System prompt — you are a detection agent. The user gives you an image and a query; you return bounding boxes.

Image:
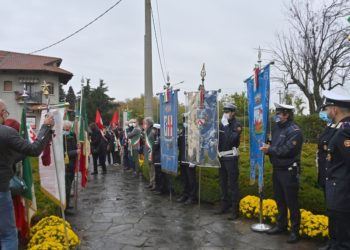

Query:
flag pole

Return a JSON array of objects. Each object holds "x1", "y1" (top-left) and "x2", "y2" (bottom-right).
[
  {"x1": 41, "y1": 81, "x2": 70, "y2": 248},
  {"x1": 248, "y1": 48, "x2": 271, "y2": 232}
]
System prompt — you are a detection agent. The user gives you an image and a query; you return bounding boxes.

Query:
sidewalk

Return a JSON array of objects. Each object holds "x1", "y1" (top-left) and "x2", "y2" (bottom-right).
[{"x1": 68, "y1": 164, "x2": 324, "y2": 250}]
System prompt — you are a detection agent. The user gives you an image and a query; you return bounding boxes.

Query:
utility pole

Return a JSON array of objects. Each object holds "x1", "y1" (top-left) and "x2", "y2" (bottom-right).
[{"x1": 144, "y1": 0, "x2": 153, "y2": 117}]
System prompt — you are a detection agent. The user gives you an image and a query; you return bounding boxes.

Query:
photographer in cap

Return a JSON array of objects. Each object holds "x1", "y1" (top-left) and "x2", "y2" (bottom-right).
[{"x1": 0, "y1": 99, "x2": 54, "y2": 249}]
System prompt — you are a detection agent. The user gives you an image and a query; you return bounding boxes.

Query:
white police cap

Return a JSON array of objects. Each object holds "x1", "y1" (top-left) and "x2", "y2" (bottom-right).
[
  {"x1": 323, "y1": 90, "x2": 350, "y2": 108},
  {"x1": 274, "y1": 103, "x2": 295, "y2": 112},
  {"x1": 223, "y1": 102, "x2": 236, "y2": 111},
  {"x1": 153, "y1": 123, "x2": 160, "y2": 129}
]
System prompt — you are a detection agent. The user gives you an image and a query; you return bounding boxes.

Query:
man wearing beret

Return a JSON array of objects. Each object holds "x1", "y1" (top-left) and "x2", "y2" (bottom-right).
[
  {"x1": 261, "y1": 103, "x2": 303, "y2": 244},
  {"x1": 216, "y1": 102, "x2": 242, "y2": 220},
  {"x1": 319, "y1": 90, "x2": 350, "y2": 250}
]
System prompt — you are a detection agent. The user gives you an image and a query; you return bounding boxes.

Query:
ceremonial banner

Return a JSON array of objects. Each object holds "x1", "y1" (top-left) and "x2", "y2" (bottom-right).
[
  {"x1": 186, "y1": 91, "x2": 219, "y2": 167},
  {"x1": 159, "y1": 89, "x2": 178, "y2": 174},
  {"x1": 38, "y1": 107, "x2": 66, "y2": 207},
  {"x1": 246, "y1": 64, "x2": 270, "y2": 190}
]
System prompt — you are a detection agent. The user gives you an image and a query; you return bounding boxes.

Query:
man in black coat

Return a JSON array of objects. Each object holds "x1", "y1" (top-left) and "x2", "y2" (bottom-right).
[
  {"x1": 177, "y1": 116, "x2": 196, "y2": 205},
  {"x1": 62, "y1": 120, "x2": 79, "y2": 211},
  {"x1": 217, "y1": 102, "x2": 242, "y2": 220},
  {"x1": 0, "y1": 99, "x2": 54, "y2": 249},
  {"x1": 261, "y1": 103, "x2": 303, "y2": 244},
  {"x1": 319, "y1": 90, "x2": 350, "y2": 250}
]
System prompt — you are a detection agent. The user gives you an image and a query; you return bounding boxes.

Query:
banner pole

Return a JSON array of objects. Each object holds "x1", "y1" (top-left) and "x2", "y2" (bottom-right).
[
  {"x1": 198, "y1": 166, "x2": 201, "y2": 216},
  {"x1": 41, "y1": 81, "x2": 70, "y2": 248}
]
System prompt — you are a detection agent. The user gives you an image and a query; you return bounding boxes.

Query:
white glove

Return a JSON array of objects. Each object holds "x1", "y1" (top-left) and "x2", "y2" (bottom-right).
[{"x1": 221, "y1": 114, "x2": 229, "y2": 126}]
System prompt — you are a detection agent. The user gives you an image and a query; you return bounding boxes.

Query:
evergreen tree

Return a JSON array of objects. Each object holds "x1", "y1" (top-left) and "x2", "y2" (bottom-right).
[
  {"x1": 59, "y1": 84, "x2": 66, "y2": 102},
  {"x1": 65, "y1": 86, "x2": 76, "y2": 120}
]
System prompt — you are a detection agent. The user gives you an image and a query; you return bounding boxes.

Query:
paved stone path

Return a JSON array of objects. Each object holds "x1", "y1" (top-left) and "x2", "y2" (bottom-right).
[{"x1": 68, "y1": 164, "x2": 324, "y2": 250}]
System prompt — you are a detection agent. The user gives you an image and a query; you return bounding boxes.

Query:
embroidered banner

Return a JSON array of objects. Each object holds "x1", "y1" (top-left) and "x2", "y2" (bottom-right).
[
  {"x1": 186, "y1": 90, "x2": 219, "y2": 167},
  {"x1": 246, "y1": 64, "x2": 270, "y2": 190},
  {"x1": 159, "y1": 89, "x2": 178, "y2": 174}
]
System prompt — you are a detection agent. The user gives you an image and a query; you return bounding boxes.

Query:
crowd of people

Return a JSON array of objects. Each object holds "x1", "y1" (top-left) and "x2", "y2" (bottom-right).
[{"x1": 0, "y1": 87, "x2": 350, "y2": 250}]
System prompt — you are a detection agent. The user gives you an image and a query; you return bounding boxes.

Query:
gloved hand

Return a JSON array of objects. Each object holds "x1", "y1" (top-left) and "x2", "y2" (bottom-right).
[{"x1": 221, "y1": 114, "x2": 229, "y2": 126}]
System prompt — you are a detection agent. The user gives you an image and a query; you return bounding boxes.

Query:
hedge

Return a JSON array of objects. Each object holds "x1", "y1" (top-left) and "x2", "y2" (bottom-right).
[{"x1": 142, "y1": 127, "x2": 326, "y2": 215}]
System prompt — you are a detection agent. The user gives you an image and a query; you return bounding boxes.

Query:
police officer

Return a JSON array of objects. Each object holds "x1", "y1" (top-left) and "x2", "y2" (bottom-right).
[
  {"x1": 320, "y1": 90, "x2": 350, "y2": 250},
  {"x1": 261, "y1": 103, "x2": 303, "y2": 244},
  {"x1": 317, "y1": 109, "x2": 336, "y2": 194},
  {"x1": 217, "y1": 102, "x2": 242, "y2": 220}
]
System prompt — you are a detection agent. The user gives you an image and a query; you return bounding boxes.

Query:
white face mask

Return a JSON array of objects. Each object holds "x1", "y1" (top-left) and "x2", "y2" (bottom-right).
[{"x1": 62, "y1": 130, "x2": 70, "y2": 136}]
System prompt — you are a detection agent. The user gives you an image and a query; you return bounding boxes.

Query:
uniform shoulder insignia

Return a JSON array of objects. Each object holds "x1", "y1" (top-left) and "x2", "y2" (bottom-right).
[{"x1": 344, "y1": 140, "x2": 350, "y2": 147}]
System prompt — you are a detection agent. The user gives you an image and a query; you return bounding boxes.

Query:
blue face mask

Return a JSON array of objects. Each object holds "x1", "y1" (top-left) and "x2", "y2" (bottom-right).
[
  {"x1": 273, "y1": 115, "x2": 281, "y2": 123},
  {"x1": 319, "y1": 111, "x2": 332, "y2": 123}
]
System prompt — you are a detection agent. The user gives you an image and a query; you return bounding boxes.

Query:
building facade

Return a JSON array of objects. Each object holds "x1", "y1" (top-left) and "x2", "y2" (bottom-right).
[{"x1": 0, "y1": 50, "x2": 73, "y2": 129}]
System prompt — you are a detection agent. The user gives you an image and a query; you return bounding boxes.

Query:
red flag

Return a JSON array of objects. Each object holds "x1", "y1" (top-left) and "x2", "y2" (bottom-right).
[
  {"x1": 41, "y1": 138, "x2": 52, "y2": 166},
  {"x1": 110, "y1": 111, "x2": 119, "y2": 128},
  {"x1": 79, "y1": 142, "x2": 88, "y2": 188},
  {"x1": 95, "y1": 109, "x2": 104, "y2": 129}
]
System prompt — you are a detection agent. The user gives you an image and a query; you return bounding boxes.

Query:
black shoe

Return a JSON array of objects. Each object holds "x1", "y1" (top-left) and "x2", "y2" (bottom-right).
[
  {"x1": 64, "y1": 210, "x2": 74, "y2": 216},
  {"x1": 149, "y1": 187, "x2": 156, "y2": 191},
  {"x1": 146, "y1": 184, "x2": 153, "y2": 189},
  {"x1": 184, "y1": 198, "x2": 196, "y2": 205},
  {"x1": 91, "y1": 172, "x2": 98, "y2": 175},
  {"x1": 286, "y1": 232, "x2": 300, "y2": 244},
  {"x1": 266, "y1": 226, "x2": 287, "y2": 235},
  {"x1": 176, "y1": 196, "x2": 188, "y2": 203},
  {"x1": 214, "y1": 203, "x2": 231, "y2": 215},
  {"x1": 227, "y1": 212, "x2": 239, "y2": 221}
]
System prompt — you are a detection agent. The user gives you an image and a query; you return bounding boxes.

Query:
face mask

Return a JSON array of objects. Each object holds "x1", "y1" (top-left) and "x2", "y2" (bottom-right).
[
  {"x1": 273, "y1": 115, "x2": 281, "y2": 123},
  {"x1": 319, "y1": 111, "x2": 332, "y2": 123},
  {"x1": 62, "y1": 130, "x2": 70, "y2": 136},
  {"x1": 183, "y1": 122, "x2": 187, "y2": 128}
]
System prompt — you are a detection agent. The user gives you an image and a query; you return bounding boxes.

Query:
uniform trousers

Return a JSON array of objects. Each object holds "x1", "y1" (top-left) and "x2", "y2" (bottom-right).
[
  {"x1": 272, "y1": 168, "x2": 300, "y2": 233},
  {"x1": 219, "y1": 157, "x2": 239, "y2": 209},
  {"x1": 327, "y1": 210, "x2": 350, "y2": 250}
]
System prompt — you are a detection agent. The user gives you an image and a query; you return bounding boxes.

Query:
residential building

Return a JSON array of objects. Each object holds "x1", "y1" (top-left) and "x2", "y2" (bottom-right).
[{"x1": 0, "y1": 50, "x2": 73, "y2": 129}]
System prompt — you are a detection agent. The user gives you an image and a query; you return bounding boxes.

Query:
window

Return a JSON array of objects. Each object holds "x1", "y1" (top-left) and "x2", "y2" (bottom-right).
[
  {"x1": 3, "y1": 81, "x2": 12, "y2": 91},
  {"x1": 47, "y1": 82, "x2": 54, "y2": 95}
]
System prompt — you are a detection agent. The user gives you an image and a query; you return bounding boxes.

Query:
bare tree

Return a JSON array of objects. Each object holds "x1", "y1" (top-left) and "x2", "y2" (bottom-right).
[{"x1": 273, "y1": 0, "x2": 350, "y2": 114}]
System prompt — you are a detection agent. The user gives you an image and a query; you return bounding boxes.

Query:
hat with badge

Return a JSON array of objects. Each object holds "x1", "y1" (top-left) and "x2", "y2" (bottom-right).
[
  {"x1": 322, "y1": 90, "x2": 350, "y2": 108},
  {"x1": 274, "y1": 103, "x2": 295, "y2": 112},
  {"x1": 223, "y1": 102, "x2": 237, "y2": 112}
]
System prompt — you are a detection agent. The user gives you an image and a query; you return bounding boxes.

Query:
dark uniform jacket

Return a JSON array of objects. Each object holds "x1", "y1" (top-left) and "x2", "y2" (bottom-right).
[
  {"x1": 90, "y1": 129, "x2": 107, "y2": 154},
  {"x1": 152, "y1": 132, "x2": 161, "y2": 164},
  {"x1": 63, "y1": 132, "x2": 78, "y2": 172},
  {"x1": 218, "y1": 118, "x2": 242, "y2": 160},
  {"x1": 267, "y1": 120, "x2": 303, "y2": 169},
  {"x1": 178, "y1": 128, "x2": 187, "y2": 163},
  {"x1": 0, "y1": 124, "x2": 51, "y2": 192},
  {"x1": 317, "y1": 124, "x2": 337, "y2": 187},
  {"x1": 325, "y1": 116, "x2": 350, "y2": 212}
]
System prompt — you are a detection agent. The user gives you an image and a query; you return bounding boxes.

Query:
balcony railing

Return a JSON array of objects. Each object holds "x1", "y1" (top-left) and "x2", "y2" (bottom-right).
[{"x1": 15, "y1": 91, "x2": 43, "y2": 104}]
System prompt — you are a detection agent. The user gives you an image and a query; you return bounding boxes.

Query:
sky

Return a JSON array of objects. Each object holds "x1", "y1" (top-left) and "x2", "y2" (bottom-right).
[{"x1": 1, "y1": 0, "x2": 296, "y2": 105}]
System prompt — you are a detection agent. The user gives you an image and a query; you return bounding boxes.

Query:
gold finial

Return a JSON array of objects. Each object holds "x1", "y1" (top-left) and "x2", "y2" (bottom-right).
[{"x1": 41, "y1": 80, "x2": 50, "y2": 97}]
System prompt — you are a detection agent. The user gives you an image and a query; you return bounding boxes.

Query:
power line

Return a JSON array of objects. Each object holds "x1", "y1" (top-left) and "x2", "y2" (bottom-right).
[
  {"x1": 155, "y1": 0, "x2": 167, "y2": 73},
  {"x1": 29, "y1": 0, "x2": 124, "y2": 54},
  {"x1": 151, "y1": 7, "x2": 167, "y2": 83}
]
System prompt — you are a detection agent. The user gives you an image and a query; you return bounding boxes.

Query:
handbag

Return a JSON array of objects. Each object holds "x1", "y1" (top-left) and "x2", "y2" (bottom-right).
[{"x1": 9, "y1": 175, "x2": 28, "y2": 196}]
